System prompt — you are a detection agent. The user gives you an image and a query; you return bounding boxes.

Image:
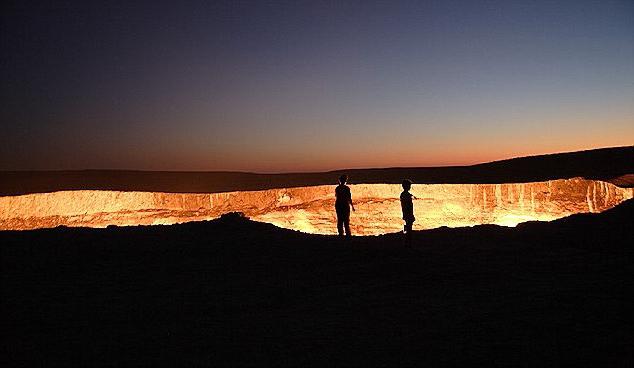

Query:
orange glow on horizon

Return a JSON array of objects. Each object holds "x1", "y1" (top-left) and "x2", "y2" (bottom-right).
[{"x1": 132, "y1": 141, "x2": 634, "y2": 173}]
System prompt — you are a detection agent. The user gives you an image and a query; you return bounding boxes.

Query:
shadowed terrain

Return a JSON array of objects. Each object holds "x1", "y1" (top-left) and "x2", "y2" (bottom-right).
[
  {"x1": 1, "y1": 146, "x2": 632, "y2": 196},
  {"x1": 2, "y1": 200, "x2": 633, "y2": 366}
]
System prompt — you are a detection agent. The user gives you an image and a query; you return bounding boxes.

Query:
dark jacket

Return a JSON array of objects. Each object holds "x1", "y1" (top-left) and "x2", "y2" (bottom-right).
[
  {"x1": 400, "y1": 191, "x2": 415, "y2": 222},
  {"x1": 335, "y1": 184, "x2": 352, "y2": 212}
]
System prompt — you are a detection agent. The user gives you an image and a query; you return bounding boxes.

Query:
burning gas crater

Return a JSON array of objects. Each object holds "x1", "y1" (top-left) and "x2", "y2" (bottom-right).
[{"x1": 0, "y1": 178, "x2": 631, "y2": 235}]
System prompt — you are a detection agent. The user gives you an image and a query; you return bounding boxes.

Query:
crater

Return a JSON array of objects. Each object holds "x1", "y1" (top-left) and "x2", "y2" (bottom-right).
[{"x1": 1, "y1": 178, "x2": 631, "y2": 235}]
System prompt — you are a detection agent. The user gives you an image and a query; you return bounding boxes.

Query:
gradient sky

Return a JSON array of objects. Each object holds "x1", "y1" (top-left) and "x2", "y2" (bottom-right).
[{"x1": 1, "y1": 0, "x2": 633, "y2": 172}]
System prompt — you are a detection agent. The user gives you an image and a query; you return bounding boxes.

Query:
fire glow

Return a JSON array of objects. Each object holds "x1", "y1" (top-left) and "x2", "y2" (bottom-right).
[{"x1": 0, "y1": 178, "x2": 631, "y2": 235}]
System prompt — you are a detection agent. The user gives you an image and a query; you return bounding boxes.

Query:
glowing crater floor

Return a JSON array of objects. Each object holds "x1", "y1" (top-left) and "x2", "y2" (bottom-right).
[{"x1": 1, "y1": 178, "x2": 631, "y2": 235}]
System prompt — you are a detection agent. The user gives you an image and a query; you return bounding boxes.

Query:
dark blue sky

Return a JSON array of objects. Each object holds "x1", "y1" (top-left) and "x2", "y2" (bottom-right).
[{"x1": 1, "y1": 0, "x2": 632, "y2": 171}]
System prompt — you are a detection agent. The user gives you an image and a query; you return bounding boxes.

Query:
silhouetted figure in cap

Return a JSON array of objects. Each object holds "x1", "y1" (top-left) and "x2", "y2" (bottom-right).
[
  {"x1": 335, "y1": 174, "x2": 355, "y2": 236},
  {"x1": 400, "y1": 179, "x2": 416, "y2": 246}
]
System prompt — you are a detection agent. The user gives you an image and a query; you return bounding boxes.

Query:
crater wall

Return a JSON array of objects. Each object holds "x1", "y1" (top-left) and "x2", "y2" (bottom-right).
[{"x1": 1, "y1": 178, "x2": 631, "y2": 235}]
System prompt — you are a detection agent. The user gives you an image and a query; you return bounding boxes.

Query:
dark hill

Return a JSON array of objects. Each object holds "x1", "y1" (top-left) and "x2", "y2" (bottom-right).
[
  {"x1": 2, "y1": 200, "x2": 632, "y2": 366},
  {"x1": 1, "y1": 145, "x2": 632, "y2": 196}
]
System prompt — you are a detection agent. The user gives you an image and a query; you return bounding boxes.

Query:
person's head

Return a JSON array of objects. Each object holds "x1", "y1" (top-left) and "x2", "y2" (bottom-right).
[
  {"x1": 339, "y1": 174, "x2": 348, "y2": 185},
  {"x1": 402, "y1": 179, "x2": 412, "y2": 191}
]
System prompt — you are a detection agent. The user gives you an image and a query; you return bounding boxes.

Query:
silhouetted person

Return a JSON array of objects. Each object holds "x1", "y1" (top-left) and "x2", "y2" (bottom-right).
[
  {"x1": 400, "y1": 179, "x2": 416, "y2": 246},
  {"x1": 335, "y1": 174, "x2": 355, "y2": 236}
]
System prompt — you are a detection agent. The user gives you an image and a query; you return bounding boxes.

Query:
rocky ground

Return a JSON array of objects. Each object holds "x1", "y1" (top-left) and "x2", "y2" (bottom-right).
[{"x1": 2, "y1": 200, "x2": 633, "y2": 366}]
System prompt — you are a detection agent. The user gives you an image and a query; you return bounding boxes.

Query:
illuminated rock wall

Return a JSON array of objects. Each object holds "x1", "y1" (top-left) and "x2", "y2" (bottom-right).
[{"x1": 0, "y1": 178, "x2": 631, "y2": 235}]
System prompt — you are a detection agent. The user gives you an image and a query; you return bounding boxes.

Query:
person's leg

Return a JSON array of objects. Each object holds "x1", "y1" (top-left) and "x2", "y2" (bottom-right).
[
  {"x1": 337, "y1": 216, "x2": 344, "y2": 235},
  {"x1": 404, "y1": 221, "x2": 413, "y2": 247},
  {"x1": 405, "y1": 222, "x2": 413, "y2": 233},
  {"x1": 344, "y1": 217, "x2": 351, "y2": 237}
]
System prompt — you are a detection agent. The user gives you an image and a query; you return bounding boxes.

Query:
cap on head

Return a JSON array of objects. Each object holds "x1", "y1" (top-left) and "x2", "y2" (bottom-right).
[
  {"x1": 402, "y1": 179, "x2": 412, "y2": 190},
  {"x1": 339, "y1": 174, "x2": 348, "y2": 184}
]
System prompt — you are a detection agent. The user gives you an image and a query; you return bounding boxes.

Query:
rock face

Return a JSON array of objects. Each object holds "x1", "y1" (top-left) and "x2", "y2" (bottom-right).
[{"x1": 0, "y1": 178, "x2": 631, "y2": 235}]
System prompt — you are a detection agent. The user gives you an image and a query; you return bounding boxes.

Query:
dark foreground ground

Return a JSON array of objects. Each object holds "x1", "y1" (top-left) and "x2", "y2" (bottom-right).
[{"x1": 2, "y1": 201, "x2": 633, "y2": 366}]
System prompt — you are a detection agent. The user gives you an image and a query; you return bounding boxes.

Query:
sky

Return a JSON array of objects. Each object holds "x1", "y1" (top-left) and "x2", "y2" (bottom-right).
[{"x1": 1, "y1": 0, "x2": 633, "y2": 172}]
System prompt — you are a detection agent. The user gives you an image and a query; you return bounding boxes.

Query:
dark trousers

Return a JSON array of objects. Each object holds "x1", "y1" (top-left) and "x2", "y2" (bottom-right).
[
  {"x1": 404, "y1": 221, "x2": 413, "y2": 234},
  {"x1": 336, "y1": 208, "x2": 351, "y2": 236},
  {"x1": 403, "y1": 220, "x2": 414, "y2": 246}
]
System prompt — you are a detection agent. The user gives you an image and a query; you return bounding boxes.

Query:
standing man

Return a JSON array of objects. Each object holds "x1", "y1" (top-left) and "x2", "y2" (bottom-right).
[
  {"x1": 335, "y1": 174, "x2": 355, "y2": 237},
  {"x1": 400, "y1": 179, "x2": 416, "y2": 246}
]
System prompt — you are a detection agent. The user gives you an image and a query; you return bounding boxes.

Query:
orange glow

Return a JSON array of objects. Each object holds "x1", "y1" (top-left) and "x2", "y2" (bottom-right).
[{"x1": 0, "y1": 178, "x2": 631, "y2": 235}]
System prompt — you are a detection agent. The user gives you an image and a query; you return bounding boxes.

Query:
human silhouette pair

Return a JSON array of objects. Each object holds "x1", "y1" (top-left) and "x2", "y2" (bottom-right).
[{"x1": 335, "y1": 175, "x2": 415, "y2": 243}]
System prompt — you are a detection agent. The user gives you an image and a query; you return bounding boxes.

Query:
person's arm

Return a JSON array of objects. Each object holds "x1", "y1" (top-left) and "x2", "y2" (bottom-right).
[{"x1": 348, "y1": 189, "x2": 355, "y2": 211}]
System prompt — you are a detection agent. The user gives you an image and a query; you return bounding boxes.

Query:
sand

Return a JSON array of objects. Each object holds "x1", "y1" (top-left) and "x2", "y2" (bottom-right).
[{"x1": 2, "y1": 200, "x2": 632, "y2": 366}]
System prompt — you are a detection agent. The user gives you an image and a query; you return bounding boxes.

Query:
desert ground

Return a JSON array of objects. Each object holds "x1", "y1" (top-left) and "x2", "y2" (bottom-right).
[
  {"x1": 2, "y1": 146, "x2": 633, "y2": 366},
  {"x1": 1, "y1": 146, "x2": 632, "y2": 196},
  {"x1": 2, "y1": 200, "x2": 633, "y2": 366},
  {"x1": 1, "y1": 147, "x2": 633, "y2": 234}
]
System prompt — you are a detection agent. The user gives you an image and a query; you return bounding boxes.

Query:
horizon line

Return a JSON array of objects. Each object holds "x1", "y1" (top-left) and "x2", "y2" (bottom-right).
[{"x1": 2, "y1": 144, "x2": 632, "y2": 175}]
